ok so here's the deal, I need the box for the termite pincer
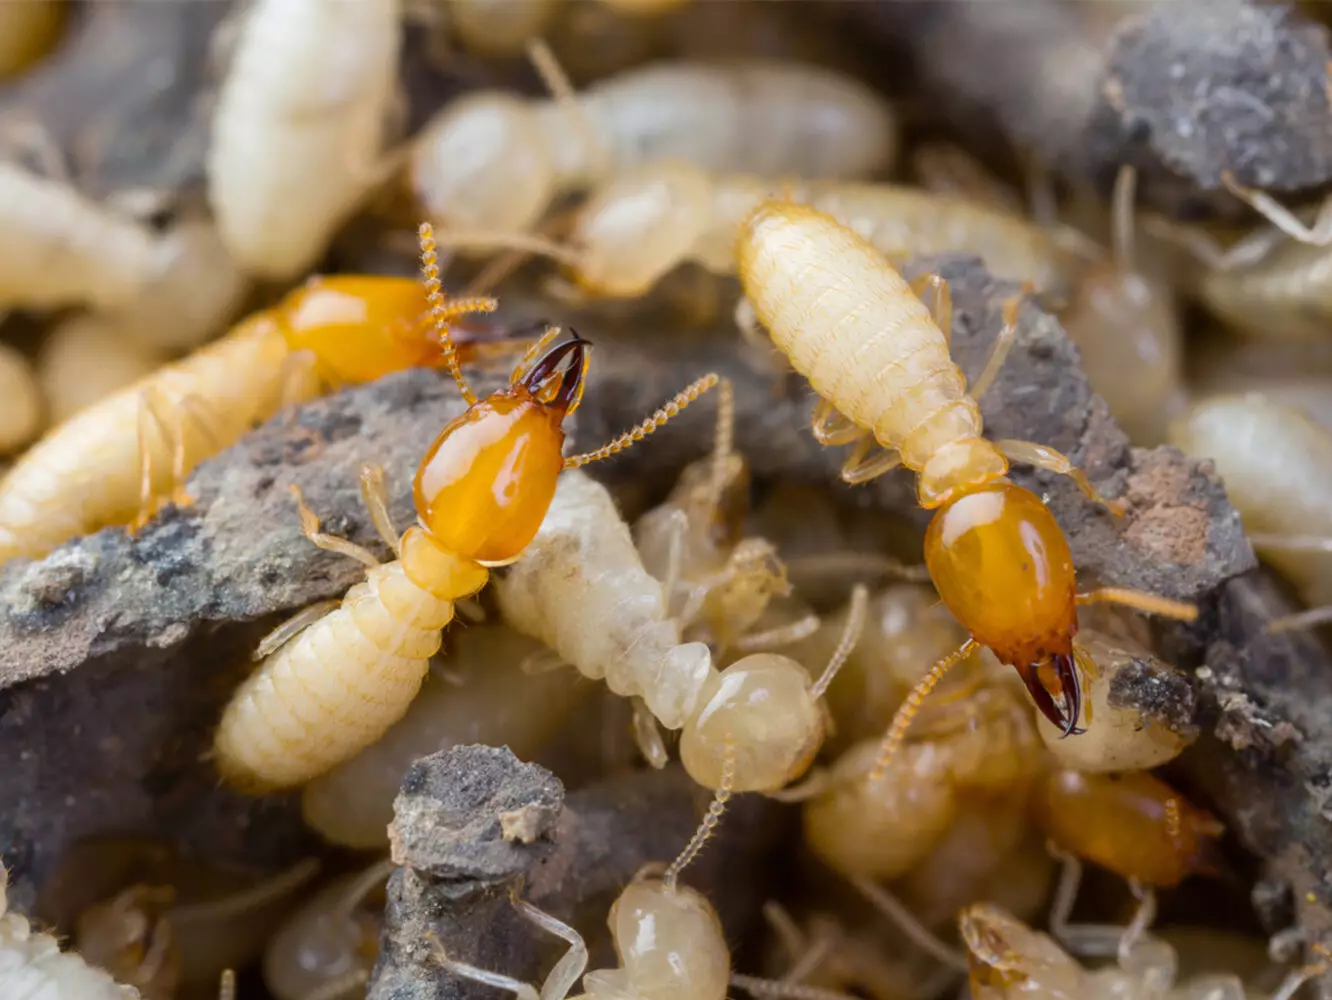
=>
[0,274,503,566]
[212,223,720,791]
[734,201,1198,767]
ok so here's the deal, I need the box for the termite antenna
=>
[808,583,867,700]
[867,639,978,782]
[418,221,500,407]
[1111,165,1138,273]
[525,37,611,178]
[663,733,736,892]
[564,372,721,468]
[707,376,736,512]
[848,874,968,971]
[730,974,860,1000]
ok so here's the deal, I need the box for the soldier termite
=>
[211,222,720,791]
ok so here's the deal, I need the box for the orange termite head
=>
[923,481,1084,735]
[274,274,435,386]
[412,330,590,566]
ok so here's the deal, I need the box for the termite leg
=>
[509,888,590,1000]
[850,875,968,971]
[288,483,381,568]
[907,273,952,348]
[253,599,341,660]
[1075,587,1198,621]
[840,435,903,486]
[218,970,236,1000]
[1143,214,1284,272]
[131,387,173,533]
[563,373,721,468]
[275,347,322,413]
[169,393,225,505]
[968,286,1033,403]
[762,766,831,803]
[631,696,669,769]
[811,398,868,446]
[992,438,1126,515]
[358,463,400,556]
[1221,170,1332,246]
[734,612,822,653]
[131,387,216,532]
[427,932,539,1000]
[526,38,610,178]
[1267,605,1332,634]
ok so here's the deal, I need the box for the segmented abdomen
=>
[736,202,974,458]
[0,320,297,564]
[215,559,466,791]
[493,471,712,729]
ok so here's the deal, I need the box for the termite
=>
[1033,769,1224,889]
[73,858,320,999]
[0,0,65,77]
[0,342,43,455]
[211,223,720,791]
[632,381,817,656]
[300,624,591,849]
[411,59,897,246]
[432,763,852,1000]
[263,861,393,1000]
[1170,393,1332,626]
[0,863,139,999]
[444,0,560,57]
[0,161,165,312]
[1060,167,1184,446]
[38,316,165,425]
[207,0,402,279]
[0,272,505,566]
[1032,628,1197,773]
[494,466,870,793]
[446,161,1073,302]
[734,200,1198,761]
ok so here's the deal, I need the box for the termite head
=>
[568,162,713,298]
[275,275,435,385]
[412,95,554,243]
[924,482,1084,734]
[412,331,590,565]
[917,436,1008,510]
[960,903,1084,997]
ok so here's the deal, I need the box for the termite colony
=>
[1,2,1331,999]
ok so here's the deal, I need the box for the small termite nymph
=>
[212,223,721,791]
[734,200,1199,769]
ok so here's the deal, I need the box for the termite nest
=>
[2,2,1332,999]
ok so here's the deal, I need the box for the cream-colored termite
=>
[0,342,43,455]
[1060,167,1184,446]
[300,624,592,849]
[411,59,897,247]
[432,765,857,1000]
[442,161,1074,303]
[0,864,139,1000]
[263,860,394,1000]
[632,379,818,657]
[1169,393,1332,628]
[207,0,402,279]
[0,161,167,312]
[37,317,166,425]
[0,0,65,78]
[494,466,869,793]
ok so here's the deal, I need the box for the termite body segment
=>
[207,0,401,279]
[735,201,1197,744]
[1032,769,1224,888]
[0,274,491,565]
[412,60,896,242]
[562,162,1068,300]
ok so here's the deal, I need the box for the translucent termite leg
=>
[253,600,342,660]
[510,888,590,1000]
[1220,170,1332,246]
[906,272,952,349]
[840,435,903,486]
[811,398,868,447]
[289,483,381,568]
